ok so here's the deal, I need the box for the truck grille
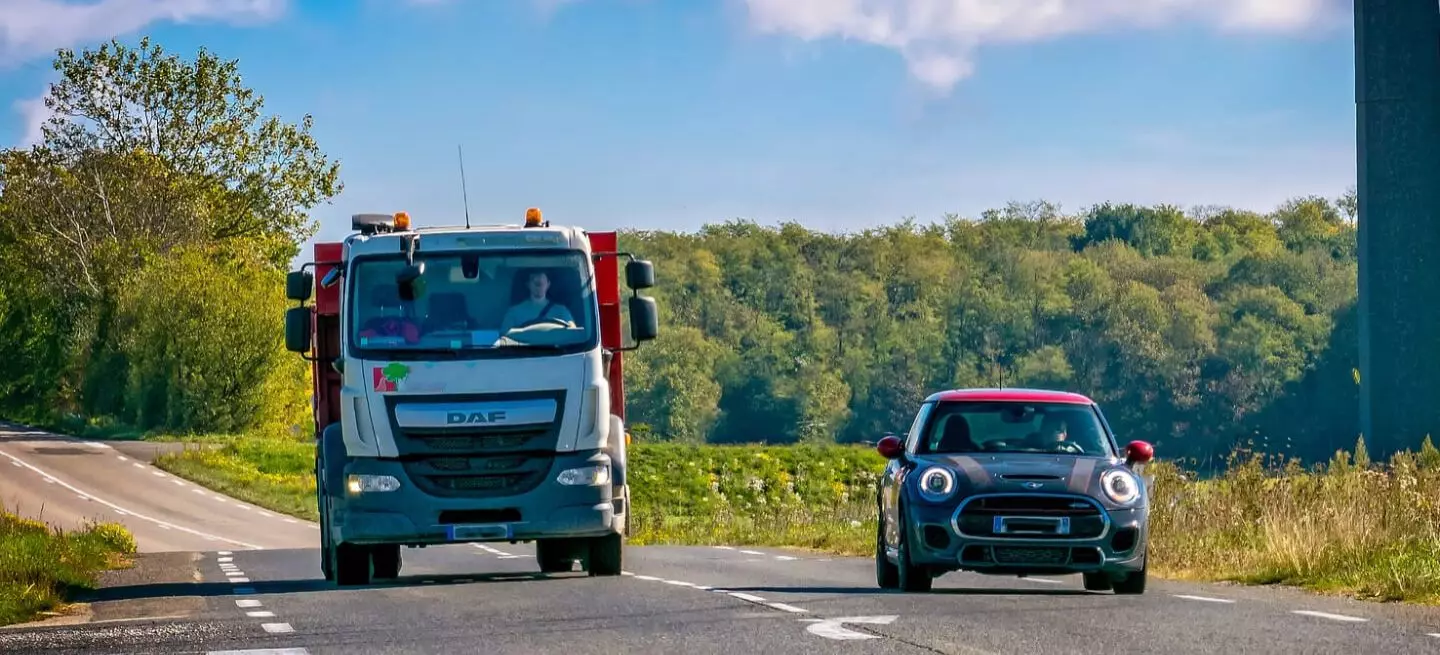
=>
[384,391,566,499]
[955,494,1107,539]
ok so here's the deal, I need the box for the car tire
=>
[896,505,932,593]
[1111,561,1147,595]
[1082,572,1111,591]
[875,514,899,589]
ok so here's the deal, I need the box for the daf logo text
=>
[446,410,508,425]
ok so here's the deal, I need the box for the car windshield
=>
[917,401,1115,457]
[349,250,595,353]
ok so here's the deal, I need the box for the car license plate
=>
[447,523,512,540]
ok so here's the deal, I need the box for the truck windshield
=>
[348,250,597,354]
[916,401,1116,458]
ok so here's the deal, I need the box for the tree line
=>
[0,37,1367,469]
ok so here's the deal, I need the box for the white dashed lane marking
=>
[235,599,262,608]
[261,623,295,634]
[207,650,310,655]
[1174,594,1236,604]
[246,611,276,618]
[1292,610,1368,623]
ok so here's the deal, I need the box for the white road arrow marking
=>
[803,615,897,640]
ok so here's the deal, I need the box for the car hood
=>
[914,452,1140,506]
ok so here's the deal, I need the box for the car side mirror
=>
[626,259,655,290]
[286,270,313,302]
[628,295,658,342]
[1124,440,1154,466]
[876,435,905,459]
[285,306,312,354]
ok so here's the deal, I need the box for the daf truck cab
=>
[283,208,657,586]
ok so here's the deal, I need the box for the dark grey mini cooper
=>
[874,388,1155,594]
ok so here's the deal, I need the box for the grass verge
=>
[149,430,1440,605]
[0,511,136,627]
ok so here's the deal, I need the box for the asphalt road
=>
[0,424,315,551]
[4,425,1440,654]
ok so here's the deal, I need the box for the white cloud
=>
[742,0,1347,91]
[0,0,287,66]
[12,92,52,147]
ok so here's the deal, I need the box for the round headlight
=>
[916,466,956,502]
[1101,469,1141,505]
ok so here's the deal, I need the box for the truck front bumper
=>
[329,449,619,546]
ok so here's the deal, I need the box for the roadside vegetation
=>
[0,511,136,627]
[2,34,1435,607]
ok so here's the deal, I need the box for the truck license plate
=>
[447,524,512,540]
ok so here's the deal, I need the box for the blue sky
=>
[0,0,1356,257]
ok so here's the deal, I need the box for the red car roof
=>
[927,388,1096,405]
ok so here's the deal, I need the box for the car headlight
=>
[1100,469,1141,505]
[915,466,956,502]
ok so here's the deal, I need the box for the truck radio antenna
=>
[458,144,472,229]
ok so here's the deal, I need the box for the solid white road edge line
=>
[207,650,310,655]
[0,448,265,550]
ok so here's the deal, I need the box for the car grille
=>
[955,494,1107,539]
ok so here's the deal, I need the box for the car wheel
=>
[896,505,932,593]
[875,514,899,589]
[1111,560,1147,595]
[1082,572,1111,591]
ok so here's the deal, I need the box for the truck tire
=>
[586,533,623,577]
[372,544,401,580]
[334,542,372,586]
[535,539,576,573]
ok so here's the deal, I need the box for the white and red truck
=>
[284,207,657,585]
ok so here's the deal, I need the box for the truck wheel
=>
[585,533,623,577]
[334,542,373,586]
[319,501,335,581]
[535,539,576,573]
[372,544,402,580]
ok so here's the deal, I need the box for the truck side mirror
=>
[628,295,658,342]
[286,270,314,302]
[626,260,655,290]
[285,306,313,354]
[396,262,425,301]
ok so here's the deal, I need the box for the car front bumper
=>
[329,449,620,546]
[903,496,1147,576]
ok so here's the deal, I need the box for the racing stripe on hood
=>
[1067,458,1098,494]
[950,455,992,487]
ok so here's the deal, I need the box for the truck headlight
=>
[557,463,610,486]
[1101,469,1141,505]
[347,474,401,494]
[916,466,956,502]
